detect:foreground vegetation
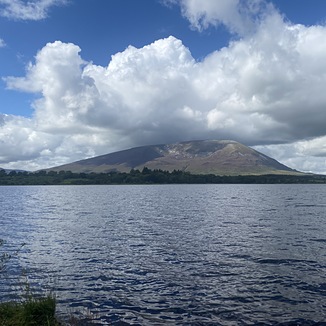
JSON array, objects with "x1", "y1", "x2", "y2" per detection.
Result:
[
  {"x1": 1, "y1": 168, "x2": 326, "y2": 185},
  {"x1": 0, "y1": 240, "x2": 92, "y2": 325},
  {"x1": 0, "y1": 240, "x2": 57, "y2": 325},
  {"x1": 0, "y1": 296, "x2": 58, "y2": 326},
  {"x1": 0, "y1": 296, "x2": 95, "y2": 326}
]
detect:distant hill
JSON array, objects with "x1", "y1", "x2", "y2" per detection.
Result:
[{"x1": 46, "y1": 140, "x2": 301, "y2": 176}]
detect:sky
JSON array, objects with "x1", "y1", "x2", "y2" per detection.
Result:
[{"x1": 1, "y1": 0, "x2": 326, "y2": 173}]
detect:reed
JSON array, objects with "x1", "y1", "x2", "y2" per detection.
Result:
[
  {"x1": 1, "y1": 239, "x2": 94, "y2": 325},
  {"x1": 0, "y1": 295, "x2": 58, "y2": 326}
]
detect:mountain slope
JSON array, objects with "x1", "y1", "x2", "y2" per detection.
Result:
[{"x1": 46, "y1": 140, "x2": 300, "y2": 176}]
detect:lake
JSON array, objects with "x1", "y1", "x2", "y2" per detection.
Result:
[{"x1": 0, "y1": 184, "x2": 326, "y2": 325}]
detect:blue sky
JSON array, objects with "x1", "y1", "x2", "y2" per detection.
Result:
[
  {"x1": 1, "y1": 0, "x2": 326, "y2": 173},
  {"x1": 0, "y1": 0, "x2": 232, "y2": 116}
]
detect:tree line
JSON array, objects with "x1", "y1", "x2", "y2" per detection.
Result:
[{"x1": 0, "y1": 167, "x2": 325, "y2": 185}]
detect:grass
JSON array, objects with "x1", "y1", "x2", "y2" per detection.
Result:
[
  {"x1": 0, "y1": 297, "x2": 96, "y2": 326},
  {"x1": 1, "y1": 240, "x2": 95, "y2": 325},
  {"x1": 0, "y1": 295, "x2": 59, "y2": 326},
  {"x1": 1, "y1": 240, "x2": 59, "y2": 325}
]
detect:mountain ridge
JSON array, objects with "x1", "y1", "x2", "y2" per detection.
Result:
[{"x1": 46, "y1": 140, "x2": 301, "y2": 176}]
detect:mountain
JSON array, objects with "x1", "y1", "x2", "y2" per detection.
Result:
[{"x1": 46, "y1": 140, "x2": 301, "y2": 176}]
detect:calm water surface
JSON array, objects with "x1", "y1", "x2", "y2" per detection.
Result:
[{"x1": 0, "y1": 184, "x2": 326, "y2": 325}]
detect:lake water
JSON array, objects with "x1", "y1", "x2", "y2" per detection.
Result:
[{"x1": 0, "y1": 184, "x2": 326, "y2": 325}]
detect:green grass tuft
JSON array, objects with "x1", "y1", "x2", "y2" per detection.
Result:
[{"x1": 0, "y1": 296, "x2": 59, "y2": 326}]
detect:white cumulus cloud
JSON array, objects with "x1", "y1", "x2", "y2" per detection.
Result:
[
  {"x1": 2, "y1": 0, "x2": 326, "y2": 173},
  {"x1": 163, "y1": 0, "x2": 276, "y2": 36}
]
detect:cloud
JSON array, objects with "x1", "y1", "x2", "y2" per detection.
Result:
[
  {"x1": 0, "y1": 114, "x2": 60, "y2": 164},
  {"x1": 2, "y1": 1, "x2": 326, "y2": 173},
  {"x1": 0, "y1": 0, "x2": 67, "y2": 20},
  {"x1": 0, "y1": 38, "x2": 5, "y2": 47},
  {"x1": 163, "y1": 0, "x2": 277, "y2": 36},
  {"x1": 254, "y1": 137, "x2": 326, "y2": 174}
]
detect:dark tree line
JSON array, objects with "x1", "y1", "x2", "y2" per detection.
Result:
[{"x1": 0, "y1": 168, "x2": 325, "y2": 185}]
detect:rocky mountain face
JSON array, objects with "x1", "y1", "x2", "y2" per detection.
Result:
[{"x1": 46, "y1": 140, "x2": 300, "y2": 176}]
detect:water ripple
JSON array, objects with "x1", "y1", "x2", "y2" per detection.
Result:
[{"x1": 1, "y1": 185, "x2": 326, "y2": 325}]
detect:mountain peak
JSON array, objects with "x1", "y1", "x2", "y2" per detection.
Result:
[{"x1": 47, "y1": 140, "x2": 299, "y2": 176}]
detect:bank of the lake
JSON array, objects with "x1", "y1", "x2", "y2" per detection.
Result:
[{"x1": 0, "y1": 168, "x2": 325, "y2": 185}]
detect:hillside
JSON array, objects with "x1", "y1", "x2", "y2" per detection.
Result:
[{"x1": 46, "y1": 140, "x2": 300, "y2": 176}]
